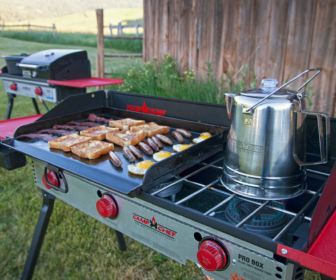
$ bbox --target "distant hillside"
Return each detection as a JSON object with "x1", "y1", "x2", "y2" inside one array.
[
  {"x1": 1, "y1": 8, "x2": 143, "y2": 34},
  {"x1": 0, "y1": 0, "x2": 143, "y2": 22}
]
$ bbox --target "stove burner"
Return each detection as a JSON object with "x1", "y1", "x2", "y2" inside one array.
[
  {"x1": 225, "y1": 199, "x2": 288, "y2": 238},
  {"x1": 149, "y1": 179, "x2": 183, "y2": 201}
]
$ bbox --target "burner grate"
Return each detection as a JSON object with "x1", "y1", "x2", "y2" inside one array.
[{"x1": 150, "y1": 156, "x2": 328, "y2": 243}]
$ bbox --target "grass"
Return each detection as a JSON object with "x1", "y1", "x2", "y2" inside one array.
[
  {"x1": 0, "y1": 31, "x2": 142, "y2": 53},
  {"x1": 0, "y1": 38, "x2": 321, "y2": 280}
]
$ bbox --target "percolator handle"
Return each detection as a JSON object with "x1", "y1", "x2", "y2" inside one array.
[
  {"x1": 293, "y1": 111, "x2": 330, "y2": 166},
  {"x1": 244, "y1": 68, "x2": 322, "y2": 114}
]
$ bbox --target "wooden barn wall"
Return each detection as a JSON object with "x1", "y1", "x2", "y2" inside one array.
[{"x1": 143, "y1": 0, "x2": 336, "y2": 116}]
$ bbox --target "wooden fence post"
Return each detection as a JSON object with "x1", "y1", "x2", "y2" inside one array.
[
  {"x1": 52, "y1": 24, "x2": 56, "y2": 38},
  {"x1": 1, "y1": 22, "x2": 3, "y2": 32},
  {"x1": 28, "y1": 22, "x2": 30, "y2": 34},
  {"x1": 118, "y1": 22, "x2": 123, "y2": 35},
  {"x1": 109, "y1": 23, "x2": 113, "y2": 36},
  {"x1": 96, "y1": 9, "x2": 105, "y2": 89},
  {"x1": 135, "y1": 19, "x2": 139, "y2": 37}
]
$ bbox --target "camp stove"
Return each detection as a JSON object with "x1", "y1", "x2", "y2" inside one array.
[
  {"x1": 0, "y1": 49, "x2": 123, "y2": 119},
  {"x1": 1, "y1": 90, "x2": 336, "y2": 280}
]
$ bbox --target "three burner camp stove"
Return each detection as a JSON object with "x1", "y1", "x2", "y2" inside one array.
[
  {"x1": 0, "y1": 49, "x2": 123, "y2": 119},
  {"x1": 1, "y1": 90, "x2": 336, "y2": 280}
]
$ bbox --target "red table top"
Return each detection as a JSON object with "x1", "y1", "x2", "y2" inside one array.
[
  {"x1": 0, "y1": 114, "x2": 43, "y2": 139},
  {"x1": 47, "y1": 77, "x2": 124, "y2": 88}
]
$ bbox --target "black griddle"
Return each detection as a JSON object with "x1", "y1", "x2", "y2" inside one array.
[{"x1": 2, "y1": 92, "x2": 227, "y2": 196}]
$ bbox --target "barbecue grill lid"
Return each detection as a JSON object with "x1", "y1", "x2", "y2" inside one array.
[{"x1": 19, "y1": 49, "x2": 87, "y2": 66}]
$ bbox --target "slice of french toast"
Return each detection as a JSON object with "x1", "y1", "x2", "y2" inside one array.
[
  {"x1": 80, "y1": 126, "x2": 119, "y2": 140},
  {"x1": 48, "y1": 134, "x2": 91, "y2": 152},
  {"x1": 130, "y1": 122, "x2": 170, "y2": 137},
  {"x1": 106, "y1": 130, "x2": 146, "y2": 147},
  {"x1": 70, "y1": 140, "x2": 114, "y2": 159},
  {"x1": 109, "y1": 118, "x2": 145, "y2": 130}
]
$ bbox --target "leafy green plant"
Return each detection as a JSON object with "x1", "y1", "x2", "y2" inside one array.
[
  {"x1": 304, "y1": 80, "x2": 316, "y2": 110},
  {"x1": 109, "y1": 56, "x2": 258, "y2": 104}
]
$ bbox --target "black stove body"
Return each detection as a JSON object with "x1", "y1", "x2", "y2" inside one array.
[
  {"x1": 1, "y1": 90, "x2": 336, "y2": 280},
  {"x1": 17, "y1": 49, "x2": 90, "y2": 80}
]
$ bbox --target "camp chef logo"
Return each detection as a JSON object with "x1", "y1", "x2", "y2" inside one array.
[
  {"x1": 228, "y1": 137, "x2": 269, "y2": 155},
  {"x1": 230, "y1": 273, "x2": 245, "y2": 280},
  {"x1": 133, "y1": 213, "x2": 177, "y2": 238},
  {"x1": 126, "y1": 102, "x2": 166, "y2": 116}
]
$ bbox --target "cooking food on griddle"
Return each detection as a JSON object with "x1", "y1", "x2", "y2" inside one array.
[
  {"x1": 128, "y1": 145, "x2": 144, "y2": 159},
  {"x1": 128, "y1": 160, "x2": 154, "y2": 176},
  {"x1": 138, "y1": 142, "x2": 153, "y2": 155},
  {"x1": 153, "y1": 151, "x2": 175, "y2": 162},
  {"x1": 52, "y1": 125, "x2": 91, "y2": 131},
  {"x1": 106, "y1": 130, "x2": 146, "y2": 147},
  {"x1": 151, "y1": 136, "x2": 163, "y2": 148},
  {"x1": 87, "y1": 113, "x2": 114, "y2": 124},
  {"x1": 38, "y1": 129, "x2": 78, "y2": 136},
  {"x1": 48, "y1": 134, "x2": 91, "y2": 152},
  {"x1": 109, "y1": 118, "x2": 145, "y2": 130},
  {"x1": 155, "y1": 134, "x2": 173, "y2": 145},
  {"x1": 70, "y1": 140, "x2": 114, "y2": 159},
  {"x1": 16, "y1": 134, "x2": 59, "y2": 142},
  {"x1": 122, "y1": 146, "x2": 136, "y2": 162},
  {"x1": 193, "y1": 132, "x2": 211, "y2": 143},
  {"x1": 80, "y1": 126, "x2": 119, "y2": 140},
  {"x1": 175, "y1": 128, "x2": 192, "y2": 138},
  {"x1": 173, "y1": 144, "x2": 192, "y2": 152},
  {"x1": 130, "y1": 122, "x2": 170, "y2": 137},
  {"x1": 109, "y1": 151, "x2": 122, "y2": 167},
  {"x1": 172, "y1": 131, "x2": 184, "y2": 143},
  {"x1": 66, "y1": 121, "x2": 103, "y2": 127}
]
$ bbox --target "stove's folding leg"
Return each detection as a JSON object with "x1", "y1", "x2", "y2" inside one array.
[
  {"x1": 115, "y1": 230, "x2": 127, "y2": 251},
  {"x1": 32, "y1": 98, "x2": 40, "y2": 115},
  {"x1": 320, "y1": 274, "x2": 333, "y2": 280},
  {"x1": 5, "y1": 93, "x2": 15, "y2": 120},
  {"x1": 21, "y1": 190, "x2": 56, "y2": 280}
]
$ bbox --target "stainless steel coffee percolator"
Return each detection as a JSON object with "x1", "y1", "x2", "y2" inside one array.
[{"x1": 221, "y1": 68, "x2": 330, "y2": 200}]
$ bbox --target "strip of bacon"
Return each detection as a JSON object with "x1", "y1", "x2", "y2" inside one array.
[
  {"x1": 16, "y1": 134, "x2": 58, "y2": 142},
  {"x1": 66, "y1": 121, "x2": 101, "y2": 127},
  {"x1": 52, "y1": 125, "x2": 91, "y2": 131},
  {"x1": 87, "y1": 113, "x2": 113, "y2": 124},
  {"x1": 38, "y1": 129, "x2": 78, "y2": 136}
]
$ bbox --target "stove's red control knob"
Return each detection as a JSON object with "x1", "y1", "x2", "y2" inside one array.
[
  {"x1": 197, "y1": 240, "x2": 227, "y2": 271},
  {"x1": 42, "y1": 171, "x2": 59, "y2": 190},
  {"x1": 35, "y1": 87, "x2": 42, "y2": 96},
  {"x1": 96, "y1": 195, "x2": 118, "y2": 218},
  {"x1": 10, "y1": 83, "x2": 17, "y2": 91}
]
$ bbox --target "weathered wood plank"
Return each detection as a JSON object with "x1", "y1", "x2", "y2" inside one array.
[
  {"x1": 266, "y1": 0, "x2": 290, "y2": 82},
  {"x1": 197, "y1": 0, "x2": 215, "y2": 77},
  {"x1": 308, "y1": 0, "x2": 336, "y2": 115},
  {"x1": 188, "y1": 0, "x2": 198, "y2": 73},
  {"x1": 283, "y1": 0, "x2": 317, "y2": 90},
  {"x1": 251, "y1": 0, "x2": 272, "y2": 81}
]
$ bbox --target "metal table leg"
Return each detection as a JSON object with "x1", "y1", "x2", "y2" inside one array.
[
  {"x1": 115, "y1": 230, "x2": 127, "y2": 251},
  {"x1": 32, "y1": 98, "x2": 40, "y2": 114},
  {"x1": 21, "y1": 190, "x2": 56, "y2": 280},
  {"x1": 5, "y1": 93, "x2": 15, "y2": 120}
]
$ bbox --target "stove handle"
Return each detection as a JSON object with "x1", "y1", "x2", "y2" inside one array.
[
  {"x1": 17, "y1": 63, "x2": 49, "y2": 71},
  {"x1": 44, "y1": 165, "x2": 69, "y2": 193}
]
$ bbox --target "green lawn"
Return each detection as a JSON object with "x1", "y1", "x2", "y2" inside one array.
[{"x1": 0, "y1": 37, "x2": 322, "y2": 280}]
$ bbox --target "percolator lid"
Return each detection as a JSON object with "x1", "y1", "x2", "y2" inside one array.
[{"x1": 241, "y1": 79, "x2": 298, "y2": 99}]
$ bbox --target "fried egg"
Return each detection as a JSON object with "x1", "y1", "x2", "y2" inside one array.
[
  {"x1": 173, "y1": 144, "x2": 192, "y2": 152},
  {"x1": 193, "y1": 132, "x2": 212, "y2": 143},
  {"x1": 128, "y1": 160, "x2": 154, "y2": 175},
  {"x1": 153, "y1": 151, "x2": 175, "y2": 162}
]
